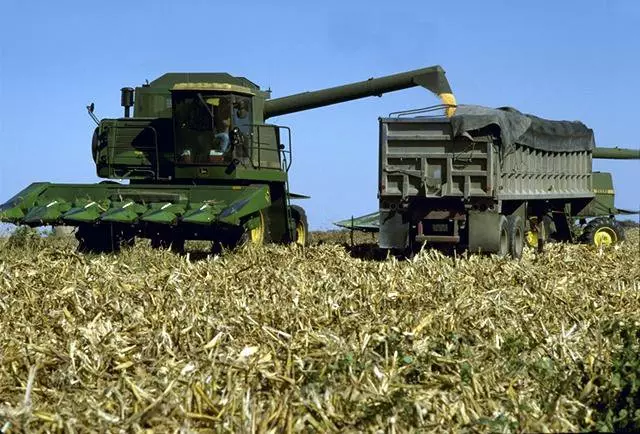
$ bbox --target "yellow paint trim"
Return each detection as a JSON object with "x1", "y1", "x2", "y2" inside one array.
[
  {"x1": 172, "y1": 82, "x2": 255, "y2": 95},
  {"x1": 438, "y1": 92, "x2": 457, "y2": 117},
  {"x1": 593, "y1": 189, "x2": 615, "y2": 195}
]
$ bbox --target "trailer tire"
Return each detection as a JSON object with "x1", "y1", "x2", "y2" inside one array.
[
  {"x1": 580, "y1": 217, "x2": 624, "y2": 247},
  {"x1": 291, "y1": 205, "x2": 309, "y2": 246},
  {"x1": 507, "y1": 215, "x2": 524, "y2": 259},
  {"x1": 497, "y1": 215, "x2": 509, "y2": 257}
]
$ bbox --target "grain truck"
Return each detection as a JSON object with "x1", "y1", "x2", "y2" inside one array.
[{"x1": 337, "y1": 106, "x2": 639, "y2": 257}]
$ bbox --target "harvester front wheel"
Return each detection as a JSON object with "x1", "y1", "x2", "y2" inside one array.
[
  {"x1": 291, "y1": 205, "x2": 309, "y2": 247},
  {"x1": 580, "y1": 217, "x2": 624, "y2": 247},
  {"x1": 76, "y1": 224, "x2": 130, "y2": 254},
  {"x1": 240, "y1": 209, "x2": 272, "y2": 246},
  {"x1": 151, "y1": 236, "x2": 185, "y2": 253}
]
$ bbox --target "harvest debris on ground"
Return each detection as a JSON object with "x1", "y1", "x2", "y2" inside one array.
[{"x1": 0, "y1": 229, "x2": 639, "y2": 432}]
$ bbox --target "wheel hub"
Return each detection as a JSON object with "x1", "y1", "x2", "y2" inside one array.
[
  {"x1": 525, "y1": 231, "x2": 538, "y2": 248},
  {"x1": 594, "y1": 227, "x2": 616, "y2": 247}
]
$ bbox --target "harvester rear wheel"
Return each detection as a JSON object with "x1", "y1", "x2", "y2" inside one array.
[
  {"x1": 507, "y1": 215, "x2": 524, "y2": 259},
  {"x1": 579, "y1": 217, "x2": 624, "y2": 247},
  {"x1": 291, "y1": 205, "x2": 309, "y2": 247}
]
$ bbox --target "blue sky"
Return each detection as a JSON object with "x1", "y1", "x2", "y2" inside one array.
[{"x1": 1, "y1": 0, "x2": 639, "y2": 231}]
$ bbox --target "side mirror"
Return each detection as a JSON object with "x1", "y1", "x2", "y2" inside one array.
[
  {"x1": 86, "y1": 102, "x2": 99, "y2": 125},
  {"x1": 278, "y1": 144, "x2": 285, "y2": 150}
]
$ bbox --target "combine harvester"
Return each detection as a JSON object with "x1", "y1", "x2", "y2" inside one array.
[
  {"x1": 336, "y1": 105, "x2": 638, "y2": 257},
  {"x1": 0, "y1": 66, "x2": 456, "y2": 253}
]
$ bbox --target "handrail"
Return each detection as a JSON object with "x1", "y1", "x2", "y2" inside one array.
[{"x1": 389, "y1": 104, "x2": 456, "y2": 118}]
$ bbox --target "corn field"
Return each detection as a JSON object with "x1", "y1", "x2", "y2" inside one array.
[{"x1": 0, "y1": 228, "x2": 638, "y2": 432}]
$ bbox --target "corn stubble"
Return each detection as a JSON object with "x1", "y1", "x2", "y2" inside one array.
[{"x1": 0, "y1": 230, "x2": 638, "y2": 433}]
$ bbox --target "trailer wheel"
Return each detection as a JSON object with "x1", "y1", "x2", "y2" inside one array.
[
  {"x1": 497, "y1": 215, "x2": 509, "y2": 257},
  {"x1": 291, "y1": 205, "x2": 309, "y2": 246},
  {"x1": 507, "y1": 215, "x2": 524, "y2": 259},
  {"x1": 580, "y1": 217, "x2": 624, "y2": 247}
]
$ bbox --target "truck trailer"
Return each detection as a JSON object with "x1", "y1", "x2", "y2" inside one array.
[{"x1": 338, "y1": 105, "x2": 638, "y2": 257}]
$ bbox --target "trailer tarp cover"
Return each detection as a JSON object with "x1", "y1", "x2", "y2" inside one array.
[{"x1": 449, "y1": 105, "x2": 595, "y2": 152}]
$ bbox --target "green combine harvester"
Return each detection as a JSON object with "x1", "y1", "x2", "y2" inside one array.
[{"x1": 0, "y1": 66, "x2": 456, "y2": 253}]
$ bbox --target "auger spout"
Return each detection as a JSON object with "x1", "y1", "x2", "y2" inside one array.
[
  {"x1": 263, "y1": 65, "x2": 456, "y2": 119},
  {"x1": 592, "y1": 147, "x2": 639, "y2": 159}
]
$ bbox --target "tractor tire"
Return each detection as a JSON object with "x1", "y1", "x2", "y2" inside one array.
[
  {"x1": 239, "y1": 208, "x2": 272, "y2": 246},
  {"x1": 525, "y1": 215, "x2": 553, "y2": 252},
  {"x1": 579, "y1": 217, "x2": 624, "y2": 247},
  {"x1": 151, "y1": 237, "x2": 184, "y2": 253},
  {"x1": 291, "y1": 205, "x2": 309, "y2": 247},
  {"x1": 507, "y1": 215, "x2": 524, "y2": 259},
  {"x1": 76, "y1": 224, "x2": 118, "y2": 254}
]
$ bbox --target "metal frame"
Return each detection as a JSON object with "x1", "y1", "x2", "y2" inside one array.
[{"x1": 109, "y1": 122, "x2": 161, "y2": 180}]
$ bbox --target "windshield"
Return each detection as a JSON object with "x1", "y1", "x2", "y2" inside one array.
[{"x1": 174, "y1": 93, "x2": 233, "y2": 164}]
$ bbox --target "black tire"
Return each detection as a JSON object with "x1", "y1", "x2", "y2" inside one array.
[
  {"x1": 579, "y1": 217, "x2": 624, "y2": 247},
  {"x1": 120, "y1": 231, "x2": 136, "y2": 248},
  {"x1": 525, "y1": 215, "x2": 554, "y2": 251},
  {"x1": 291, "y1": 205, "x2": 309, "y2": 246},
  {"x1": 239, "y1": 208, "x2": 272, "y2": 246},
  {"x1": 170, "y1": 238, "x2": 185, "y2": 253},
  {"x1": 151, "y1": 236, "x2": 184, "y2": 253},
  {"x1": 76, "y1": 224, "x2": 118, "y2": 254},
  {"x1": 535, "y1": 216, "x2": 550, "y2": 253},
  {"x1": 497, "y1": 215, "x2": 509, "y2": 257},
  {"x1": 507, "y1": 215, "x2": 524, "y2": 259},
  {"x1": 534, "y1": 218, "x2": 547, "y2": 253}
]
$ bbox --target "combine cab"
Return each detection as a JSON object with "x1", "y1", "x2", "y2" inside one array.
[{"x1": 1, "y1": 66, "x2": 456, "y2": 253}]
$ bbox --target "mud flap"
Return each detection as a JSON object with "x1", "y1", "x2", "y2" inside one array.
[
  {"x1": 379, "y1": 210, "x2": 409, "y2": 249},
  {"x1": 468, "y1": 210, "x2": 502, "y2": 254}
]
